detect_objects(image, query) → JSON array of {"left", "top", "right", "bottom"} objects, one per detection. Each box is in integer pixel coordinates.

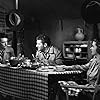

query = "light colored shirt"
[
  {"left": 35, "top": 46, "right": 63, "bottom": 65},
  {"left": 74, "top": 54, "right": 100, "bottom": 86},
  {"left": 0, "top": 45, "right": 15, "bottom": 63}
]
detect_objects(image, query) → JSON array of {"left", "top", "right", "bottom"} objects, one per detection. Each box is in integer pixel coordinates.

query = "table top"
[{"left": 0, "top": 64, "right": 83, "bottom": 100}]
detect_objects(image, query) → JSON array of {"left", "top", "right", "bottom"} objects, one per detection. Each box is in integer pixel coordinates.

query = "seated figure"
[
  {"left": 32, "top": 33, "right": 63, "bottom": 66},
  {"left": 0, "top": 37, "right": 15, "bottom": 64},
  {"left": 59, "top": 39, "right": 100, "bottom": 100}
]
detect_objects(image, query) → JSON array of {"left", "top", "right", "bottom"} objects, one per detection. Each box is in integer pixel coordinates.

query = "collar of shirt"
[
  {"left": 94, "top": 54, "right": 100, "bottom": 61},
  {"left": 43, "top": 46, "right": 54, "bottom": 54}
]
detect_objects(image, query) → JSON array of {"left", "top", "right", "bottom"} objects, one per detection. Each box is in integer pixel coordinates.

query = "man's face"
[
  {"left": 1, "top": 38, "right": 8, "bottom": 48},
  {"left": 1, "top": 42, "right": 7, "bottom": 47},
  {"left": 36, "top": 40, "right": 44, "bottom": 51},
  {"left": 90, "top": 41, "right": 97, "bottom": 56}
]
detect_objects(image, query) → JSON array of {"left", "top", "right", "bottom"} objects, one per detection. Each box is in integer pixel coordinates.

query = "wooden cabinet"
[{"left": 63, "top": 41, "right": 91, "bottom": 64}]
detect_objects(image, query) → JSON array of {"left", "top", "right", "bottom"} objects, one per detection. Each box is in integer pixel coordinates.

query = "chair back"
[{"left": 93, "top": 68, "right": 100, "bottom": 100}]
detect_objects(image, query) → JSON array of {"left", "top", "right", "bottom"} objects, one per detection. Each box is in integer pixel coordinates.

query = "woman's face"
[{"left": 90, "top": 41, "right": 97, "bottom": 56}]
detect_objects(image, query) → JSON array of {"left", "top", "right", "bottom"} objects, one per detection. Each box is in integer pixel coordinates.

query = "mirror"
[
  {"left": 6, "top": 10, "right": 24, "bottom": 31},
  {"left": 9, "top": 12, "right": 21, "bottom": 26}
]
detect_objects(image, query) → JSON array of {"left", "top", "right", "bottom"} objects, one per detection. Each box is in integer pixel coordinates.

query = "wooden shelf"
[{"left": 63, "top": 41, "right": 90, "bottom": 62}]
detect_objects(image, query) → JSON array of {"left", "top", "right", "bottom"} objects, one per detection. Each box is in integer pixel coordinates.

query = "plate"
[
  {"left": 36, "top": 68, "right": 49, "bottom": 72},
  {"left": 10, "top": 67, "right": 19, "bottom": 69},
  {"left": 0, "top": 64, "right": 8, "bottom": 67},
  {"left": 37, "top": 67, "right": 54, "bottom": 72}
]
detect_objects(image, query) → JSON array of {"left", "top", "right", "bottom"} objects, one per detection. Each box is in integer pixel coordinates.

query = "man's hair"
[
  {"left": 0, "top": 37, "right": 8, "bottom": 43},
  {"left": 36, "top": 34, "right": 51, "bottom": 46},
  {"left": 93, "top": 39, "right": 100, "bottom": 54}
]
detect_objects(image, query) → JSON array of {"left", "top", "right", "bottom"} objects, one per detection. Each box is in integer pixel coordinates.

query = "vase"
[{"left": 75, "top": 28, "right": 84, "bottom": 41}]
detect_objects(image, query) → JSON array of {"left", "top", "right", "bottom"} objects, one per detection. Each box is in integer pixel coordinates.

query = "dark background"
[{"left": 0, "top": 0, "right": 100, "bottom": 58}]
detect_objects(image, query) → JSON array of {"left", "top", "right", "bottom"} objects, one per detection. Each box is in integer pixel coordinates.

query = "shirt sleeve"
[
  {"left": 73, "top": 62, "right": 90, "bottom": 71},
  {"left": 55, "top": 50, "right": 63, "bottom": 65},
  {"left": 10, "top": 48, "right": 15, "bottom": 57},
  {"left": 35, "top": 51, "right": 40, "bottom": 62}
]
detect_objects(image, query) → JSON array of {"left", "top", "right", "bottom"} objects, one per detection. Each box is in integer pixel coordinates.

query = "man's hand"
[{"left": 0, "top": 56, "right": 2, "bottom": 61}]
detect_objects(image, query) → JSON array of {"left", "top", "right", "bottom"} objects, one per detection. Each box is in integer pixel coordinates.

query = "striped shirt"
[{"left": 74, "top": 54, "right": 100, "bottom": 86}]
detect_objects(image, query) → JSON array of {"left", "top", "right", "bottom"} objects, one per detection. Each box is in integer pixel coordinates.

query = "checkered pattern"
[
  {"left": 0, "top": 67, "right": 48, "bottom": 100},
  {"left": 0, "top": 67, "right": 82, "bottom": 100}
]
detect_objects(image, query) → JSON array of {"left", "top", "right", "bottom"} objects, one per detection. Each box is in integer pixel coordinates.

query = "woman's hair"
[
  {"left": 93, "top": 39, "right": 100, "bottom": 54},
  {"left": 36, "top": 34, "right": 51, "bottom": 46}
]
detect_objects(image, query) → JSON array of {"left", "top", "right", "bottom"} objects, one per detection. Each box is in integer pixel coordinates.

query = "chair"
[
  {"left": 59, "top": 69, "right": 100, "bottom": 100},
  {"left": 59, "top": 81, "right": 94, "bottom": 100},
  {"left": 92, "top": 68, "right": 100, "bottom": 100}
]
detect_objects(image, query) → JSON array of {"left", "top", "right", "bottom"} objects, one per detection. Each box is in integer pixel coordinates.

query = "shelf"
[
  {"left": 74, "top": 52, "right": 87, "bottom": 54},
  {"left": 63, "top": 41, "right": 89, "bottom": 62},
  {"left": 75, "top": 57, "right": 87, "bottom": 60}
]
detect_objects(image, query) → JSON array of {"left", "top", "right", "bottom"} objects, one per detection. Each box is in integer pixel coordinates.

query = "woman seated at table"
[
  {"left": 60, "top": 39, "right": 100, "bottom": 100},
  {"left": 32, "top": 33, "right": 63, "bottom": 66}
]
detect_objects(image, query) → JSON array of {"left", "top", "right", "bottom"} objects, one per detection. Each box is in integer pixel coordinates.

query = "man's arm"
[
  {"left": 10, "top": 48, "right": 15, "bottom": 57},
  {"left": 55, "top": 51, "right": 63, "bottom": 65}
]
